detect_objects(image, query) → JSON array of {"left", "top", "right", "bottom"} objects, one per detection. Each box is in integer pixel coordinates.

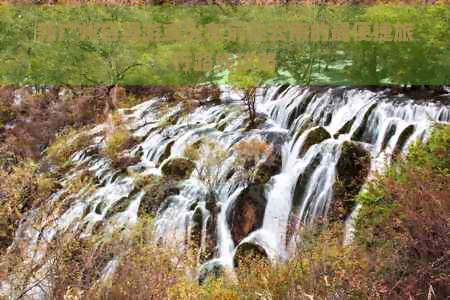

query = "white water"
[{"left": 3, "top": 86, "right": 450, "bottom": 298}]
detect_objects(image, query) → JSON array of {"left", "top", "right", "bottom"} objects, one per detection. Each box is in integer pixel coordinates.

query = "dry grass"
[
  {"left": 234, "top": 138, "right": 270, "bottom": 162},
  {"left": 102, "top": 115, "right": 136, "bottom": 165},
  {"left": 46, "top": 127, "right": 91, "bottom": 165},
  {"left": 0, "top": 160, "right": 58, "bottom": 253},
  {"left": 0, "top": 85, "right": 178, "bottom": 170}
]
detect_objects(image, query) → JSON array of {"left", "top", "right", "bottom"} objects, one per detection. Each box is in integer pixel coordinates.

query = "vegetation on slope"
[
  {"left": 87, "top": 123, "right": 450, "bottom": 300},
  {"left": 2, "top": 121, "right": 445, "bottom": 299}
]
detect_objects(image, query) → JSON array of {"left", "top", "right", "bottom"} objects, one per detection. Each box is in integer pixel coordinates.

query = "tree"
[{"left": 228, "top": 58, "right": 275, "bottom": 129}]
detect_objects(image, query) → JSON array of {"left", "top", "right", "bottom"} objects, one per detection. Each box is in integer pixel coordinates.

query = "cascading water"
[{"left": 3, "top": 86, "right": 450, "bottom": 298}]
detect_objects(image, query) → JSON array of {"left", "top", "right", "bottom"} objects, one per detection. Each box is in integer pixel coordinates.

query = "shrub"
[
  {"left": 407, "top": 123, "right": 450, "bottom": 173},
  {"left": 102, "top": 125, "right": 136, "bottom": 164},
  {"left": 354, "top": 124, "right": 450, "bottom": 299},
  {"left": 233, "top": 137, "right": 271, "bottom": 183},
  {"left": 86, "top": 217, "right": 195, "bottom": 300},
  {"left": 46, "top": 127, "right": 91, "bottom": 165},
  {"left": 0, "top": 160, "right": 58, "bottom": 252},
  {"left": 184, "top": 139, "right": 229, "bottom": 191}
]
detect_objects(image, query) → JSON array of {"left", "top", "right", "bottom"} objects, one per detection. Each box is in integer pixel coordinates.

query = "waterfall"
[
  {"left": 147, "top": 86, "right": 450, "bottom": 271},
  {"left": 3, "top": 86, "right": 450, "bottom": 297}
]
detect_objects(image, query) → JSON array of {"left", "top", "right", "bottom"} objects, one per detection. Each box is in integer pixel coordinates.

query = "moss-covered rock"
[
  {"left": 233, "top": 242, "right": 268, "bottom": 269},
  {"left": 292, "top": 115, "right": 316, "bottom": 143},
  {"left": 160, "top": 157, "right": 195, "bottom": 180},
  {"left": 298, "top": 127, "right": 331, "bottom": 158},
  {"left": 136, "top": 175, "right": 180, "bottom": 217},
  {"left": 105, "top": 194, "right": 136, "bottom": 219},
  {"left": 253, "top": 145, "right": 282, "bottom": 185},
  {"left": 330, "top": 141, "right": 371, "bottom": 223}
]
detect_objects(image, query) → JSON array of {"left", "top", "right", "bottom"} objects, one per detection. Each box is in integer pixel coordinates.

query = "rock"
[
  {"left": 112, "top": 153, "right": 141, "bottom": 170},
  {"left": 392, "top": 125, "right": 415, "bottom": 160},
  {"left": 298, "top": 127, "right": 331, "bottom": 158},
  {"left": 105, "top": 190, "right": 140, "bottom": 219},
  {"left": 380, "top": 122, "right": 397, "bottom": 152},
  {"left": 287, "top": 92, "right": 316, "bottom": 128},
  {"left": 137, "top": 175, "right": 180, "bottom": 217},
  {"left": 330, "top": 141, "right": 371, "bottom": 223},
  {"left": 189, "top": 207, "right": 203, "bottom": 250},
  {"left": 351, "top": 103, "right": 377, "bottom": 143},
  {"left": 244, "top": 114, "right": 267, "bottom": 131},
  {"left": 233, "top": 242, "right": 268, "bottom": 269},
  {"left": 201, "top": 191, "right": 219, "bottom": 261},
  {"left": 253, "top": 145, "right": 283, "bottom": 185},
  {"left": 286, "top": 151, "right": 323, "bottom": 244},
  {"left": 292, "top": 115, "right": 316, "bottom": 143},
  {"left": 197, "top": 259, "right": 226, "bottom": 284},
  {"left": 160, "top": 157, "right": 195, "bottom": 180},
  {"left": 334, "top": 116, "right": 356, "bottom": 138},
  {"left": 226, "top": 184, "right": 267, "bottom": 246},
  {"left": 158, "top": 140, "right": 175, "bottom": 165},
  {"left": 215, "top": 120, "right": 227, "bottom": 132}
]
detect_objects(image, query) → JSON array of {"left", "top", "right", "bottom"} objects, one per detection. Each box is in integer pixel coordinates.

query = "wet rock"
[
  {"left": 287, "top": 93, "right": 316, "bottom": 128},
  {"left": 198, "top": 259, "right": 226, "bottom": 284},
  {"left": 95, "top": 202, "right": 105, "bottom": 215},
  {"left": 253, "top": 145, "right": 283, "bottom": 185},
  {"left": 105, "top": 190, "right": 140, "bottom": 219},
  {"left": 330, "top": 141, "right": 371, "bottom": 223},
  {"left": 160, "top": 157, "right": 195, "bottom": 180},
  {"left": 260, "top": 131, "right": 289, "bottom": 146},
  {"left": 189, "top": 200, "right": 199, "bottom": 211},
  {"left": 137, "top": 175, "right": 180, "bottom": 217},
  {"left": 204, "top": 191, "right": 219, "bottom": 261},
  {"left": 351, "top": 103, "right": 377, "bottom": 142},
  {"left": 334, "top": 116, "right": 356, "bottom": 138},
  {"left": 381, "top": 122, "right": 397, "bottom": 152},
  {"left": 215, "top": 120, "right": 227, "bottom": 132},
  {"left": 225, "top": 168, "right": 235, "bottom": 181},
  {"left": 392, "top": 125, "right": 415, "bottom": 160},
  {"left": 190, "top": 192, "right": 219, "bottom": 262},
  {"left": 298, "top": 127, "right": 331, "bottom": 158},
  {"left": 233, "top": 242, "right": 268, "bottom": 269},
  {"left": 271, "top": 85, "right": 290, "bottom": 100},
  {"left": 292, "top": 115, "right": 316, "bottom": 142},
  {"left": 158, "top": 140, "right": 175, "bottom": 165},
  {"left": 244, "top": 114, "right": 267, "bottom": 131},
  {"left": 189, "top": 207, "right": 203, "bottom": 250},
  {"left": 286, "top": 151, "right": 323, "bottom": 244},
  {"left": 226, "top": 184, "right": 267, "bottom": 246},
  {"left": 112, "top": 153, "right": 141, "bottom": 170}
]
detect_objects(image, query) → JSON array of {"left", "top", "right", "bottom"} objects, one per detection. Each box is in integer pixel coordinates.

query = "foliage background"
[{"left": 1, "top": 5, "right": 450, "bottom": 85}]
